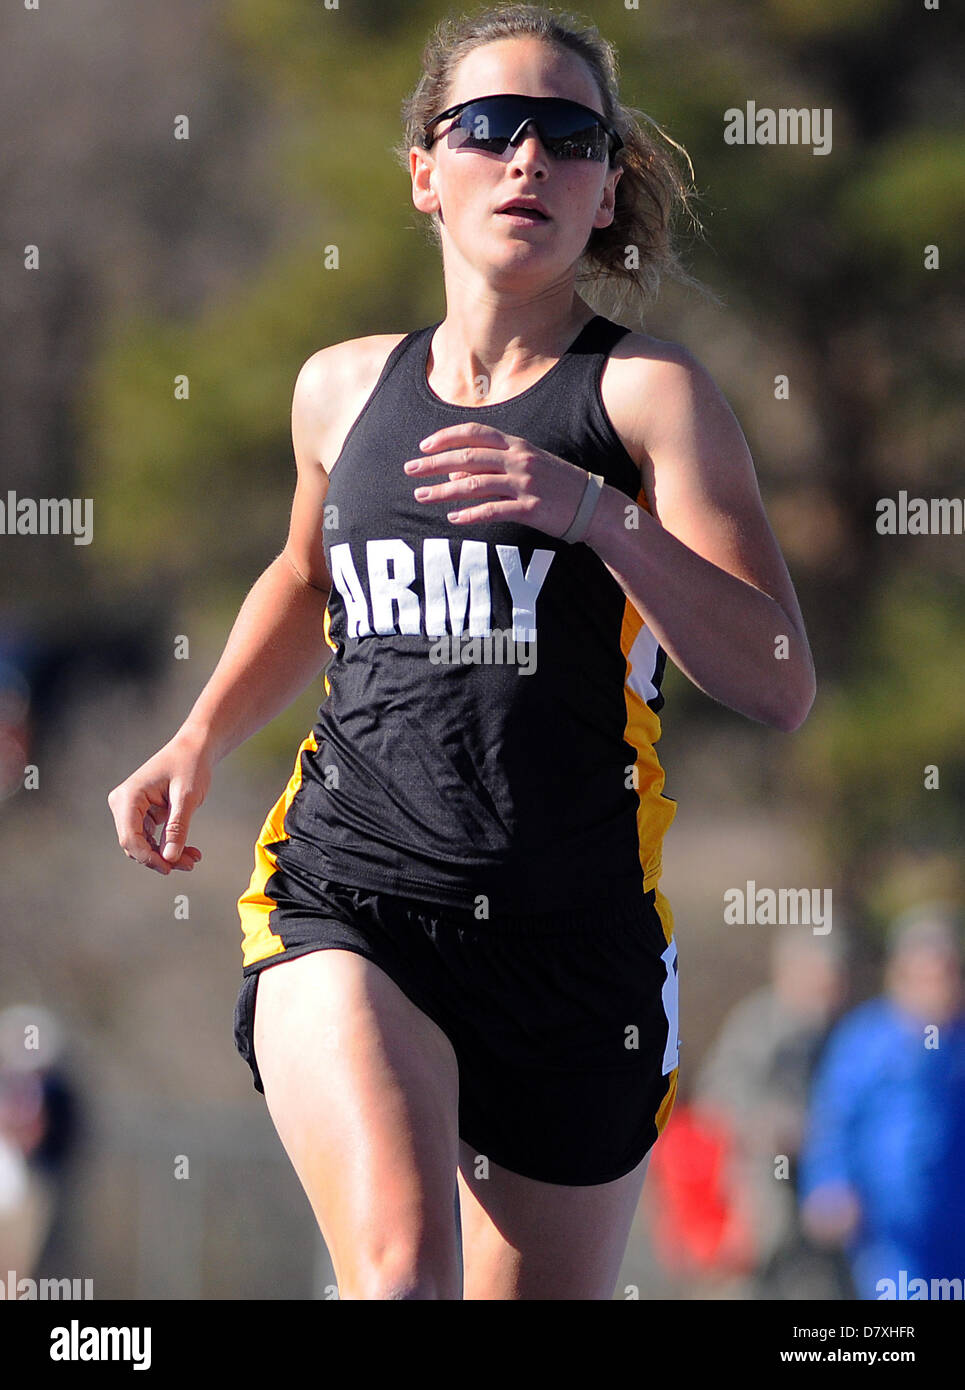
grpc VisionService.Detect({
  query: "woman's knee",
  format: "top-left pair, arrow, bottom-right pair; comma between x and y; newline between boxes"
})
338,1229 -> 463,1300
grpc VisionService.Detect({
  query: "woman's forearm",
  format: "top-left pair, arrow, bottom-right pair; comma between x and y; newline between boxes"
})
584,486 -> 815,730
177,552 -> 333,765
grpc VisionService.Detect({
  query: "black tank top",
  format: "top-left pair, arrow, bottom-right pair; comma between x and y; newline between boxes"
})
276,314 -> 677,915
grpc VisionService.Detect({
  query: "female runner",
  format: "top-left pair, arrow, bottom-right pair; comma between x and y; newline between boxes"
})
107,4 -> 815,1300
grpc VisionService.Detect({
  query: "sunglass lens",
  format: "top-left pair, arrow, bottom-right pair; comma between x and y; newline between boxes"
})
445,102 -> 510,154
536,102 -> 609,159
547,123 -> 610,160
444,98 -> 611,161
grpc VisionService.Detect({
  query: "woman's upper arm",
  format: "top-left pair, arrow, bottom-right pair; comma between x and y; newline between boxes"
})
283,348 -> 340,592
631,344 -> 810,642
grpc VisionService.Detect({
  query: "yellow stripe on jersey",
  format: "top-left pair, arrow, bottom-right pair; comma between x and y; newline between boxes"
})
619,495 -> 677,893
322,603 -> 336,699
237,730 -> 318,968
656,1067 -> 679,1135
653,884 -> 675,948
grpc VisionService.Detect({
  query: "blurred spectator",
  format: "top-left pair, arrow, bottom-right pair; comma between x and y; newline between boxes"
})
0,1005 -> 80,1277
644,1082 -> 758,1295
0,1129 -> 37,1276
0,613 -> 167,800
798,903 -> 965,1299
693,928 -> 852,1297
0,637 -> 33,801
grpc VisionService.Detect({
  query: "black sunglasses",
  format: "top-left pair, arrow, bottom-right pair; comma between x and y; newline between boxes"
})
423,93 -> 623,164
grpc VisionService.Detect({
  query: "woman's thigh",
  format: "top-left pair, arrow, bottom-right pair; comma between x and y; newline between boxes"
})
252,948 -> 463,1298
457,1139 -> 652,1300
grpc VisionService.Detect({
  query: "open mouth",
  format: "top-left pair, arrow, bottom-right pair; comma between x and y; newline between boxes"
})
497,206 -> 550,222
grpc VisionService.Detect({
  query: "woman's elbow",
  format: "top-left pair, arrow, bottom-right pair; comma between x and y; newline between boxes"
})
769,668 -> 817,732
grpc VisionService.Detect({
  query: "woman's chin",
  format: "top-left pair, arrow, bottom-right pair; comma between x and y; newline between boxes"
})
481,241 -> 564,279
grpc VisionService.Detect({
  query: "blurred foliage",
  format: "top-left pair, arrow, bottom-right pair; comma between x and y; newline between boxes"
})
835,130 -> 965,275
793,566 -> 965,870
63,0 -> 965,910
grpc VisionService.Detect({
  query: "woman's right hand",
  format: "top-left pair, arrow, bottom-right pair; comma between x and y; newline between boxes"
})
107,730 -> 211,875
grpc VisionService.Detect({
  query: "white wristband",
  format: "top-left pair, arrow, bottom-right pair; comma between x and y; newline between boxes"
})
560,471 -> 605,544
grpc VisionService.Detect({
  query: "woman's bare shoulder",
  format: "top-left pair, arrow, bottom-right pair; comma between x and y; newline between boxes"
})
294,332 -> 411,416
601,330 -> 728,464
602,328 -> 707,412
291,332 -> 411,473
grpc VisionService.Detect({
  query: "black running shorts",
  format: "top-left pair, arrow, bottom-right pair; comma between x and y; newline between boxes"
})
233,874 -> 680,1186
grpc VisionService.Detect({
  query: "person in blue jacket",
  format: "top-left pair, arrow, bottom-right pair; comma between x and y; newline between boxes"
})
797,902 -> 965,1299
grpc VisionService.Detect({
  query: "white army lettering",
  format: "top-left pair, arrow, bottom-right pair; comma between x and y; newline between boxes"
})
329,539 -> 555,642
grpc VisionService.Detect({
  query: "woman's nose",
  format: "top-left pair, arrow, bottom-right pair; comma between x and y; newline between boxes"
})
508,122 -> 549,167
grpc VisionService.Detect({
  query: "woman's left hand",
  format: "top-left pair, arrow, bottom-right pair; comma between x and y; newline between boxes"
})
404,422 -> 590,539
